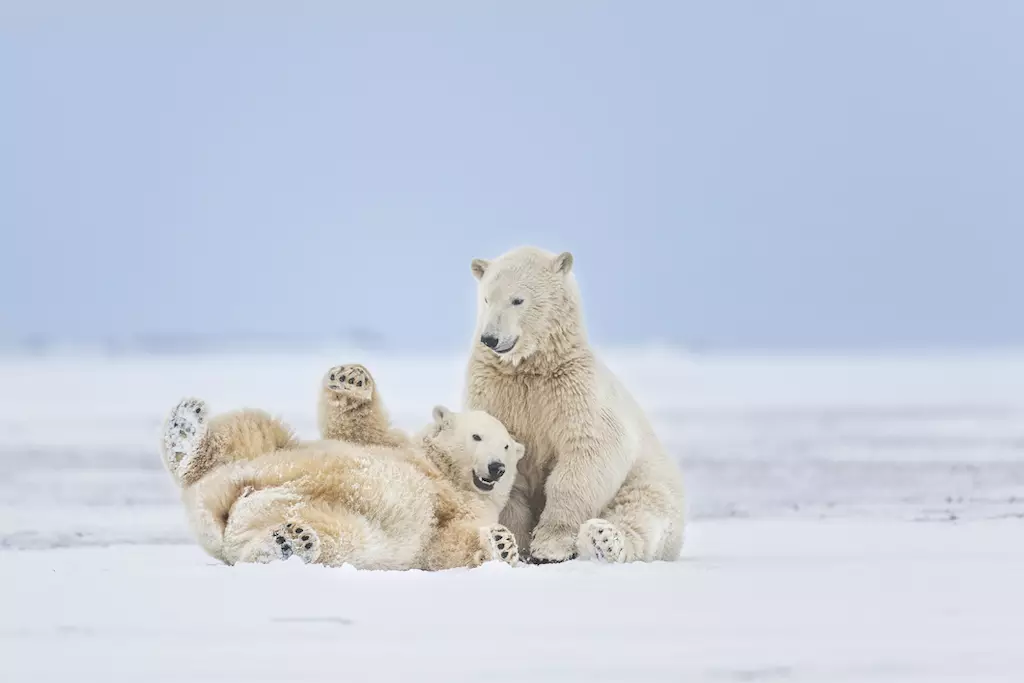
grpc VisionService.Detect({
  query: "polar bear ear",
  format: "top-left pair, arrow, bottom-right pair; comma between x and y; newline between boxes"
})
471,258 -> 490,280
432,405 -> 452,425
553,251 -> 573,275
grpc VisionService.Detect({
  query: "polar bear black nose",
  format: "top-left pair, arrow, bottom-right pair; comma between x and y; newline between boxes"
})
480,334 -> 500,349
488,461 -> 506,479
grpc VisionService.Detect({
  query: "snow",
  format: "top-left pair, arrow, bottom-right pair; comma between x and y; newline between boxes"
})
1,349 -> 1023,681
3,520 -> 1023,682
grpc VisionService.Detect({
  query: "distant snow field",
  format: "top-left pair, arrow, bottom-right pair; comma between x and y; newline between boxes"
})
1,350 -> 1023,681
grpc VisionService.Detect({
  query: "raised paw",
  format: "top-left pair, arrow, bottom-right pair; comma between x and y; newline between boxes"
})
323,364 -> 375,403
161,397 -> 209,483
483,524 -> 520,567
577,519 -> 627,563
270,523 -> 322,564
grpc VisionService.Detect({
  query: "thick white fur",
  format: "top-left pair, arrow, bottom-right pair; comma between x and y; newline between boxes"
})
160,367 -> 525,571
464,246 -> 685,563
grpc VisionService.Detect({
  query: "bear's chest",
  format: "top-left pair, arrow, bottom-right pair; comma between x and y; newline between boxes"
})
474,376 -> 559,461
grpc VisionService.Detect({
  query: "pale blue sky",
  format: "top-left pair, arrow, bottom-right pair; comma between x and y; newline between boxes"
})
2,2 -> 1022,351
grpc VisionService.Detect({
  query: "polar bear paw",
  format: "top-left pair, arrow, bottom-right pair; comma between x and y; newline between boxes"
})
482,524 -> 520,567
527,525 -> 579,564
577,519 -> 627,563
323,364 -> 375,404
161,397 -> 209,483
270,523 -> 321,563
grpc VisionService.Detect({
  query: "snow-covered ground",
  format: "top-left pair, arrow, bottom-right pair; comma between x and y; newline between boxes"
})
1,349 -> 1023,681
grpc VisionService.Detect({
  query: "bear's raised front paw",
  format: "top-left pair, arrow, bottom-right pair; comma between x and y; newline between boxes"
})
527,527 -> 578,564
161,397 -> 209,482
482,524 -> 519,567
323,364 -> 374,403
577,518 -> 627,563
270,523 -> 321,564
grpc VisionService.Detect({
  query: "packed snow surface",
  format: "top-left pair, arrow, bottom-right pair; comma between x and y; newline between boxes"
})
1,349 -> 1022,681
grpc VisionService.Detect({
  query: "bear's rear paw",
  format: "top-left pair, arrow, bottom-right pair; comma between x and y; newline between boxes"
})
577,519 -> 627,563
161,397 -> 209,483
323,364 -> 374,404
481,524 -> 519,567
270,523 -> 321,564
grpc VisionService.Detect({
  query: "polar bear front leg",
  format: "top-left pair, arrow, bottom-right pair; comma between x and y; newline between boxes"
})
498,475 -> 536,555
481,524 -> 520,567
318,364 -> 406,447
528,437 -> 632,564
422,522 -> 520,570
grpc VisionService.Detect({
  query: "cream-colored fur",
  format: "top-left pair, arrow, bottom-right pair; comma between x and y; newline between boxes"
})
464,246 -> 685,564
160,364 -> 525,571
318,364 -> 409,448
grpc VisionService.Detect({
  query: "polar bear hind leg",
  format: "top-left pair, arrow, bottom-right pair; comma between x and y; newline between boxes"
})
235,521 -> 323,565
161,397 -> 296,487
577,519 -> 627,563
161,397 -> 209,484
576,479 -> 681,563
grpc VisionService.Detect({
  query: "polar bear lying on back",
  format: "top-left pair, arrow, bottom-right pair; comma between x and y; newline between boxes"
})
465,246 -> 685,564
160,363 -> 523,570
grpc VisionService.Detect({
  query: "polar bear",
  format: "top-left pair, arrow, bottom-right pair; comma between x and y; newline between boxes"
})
160,363 -> 524,571
464,246 -> 685,564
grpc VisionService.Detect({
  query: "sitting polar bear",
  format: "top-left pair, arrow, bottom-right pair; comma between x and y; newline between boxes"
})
464,246 -> 685,564
160,363 -> 524,571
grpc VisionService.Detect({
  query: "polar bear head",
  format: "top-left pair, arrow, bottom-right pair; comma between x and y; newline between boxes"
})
425,405 -> 525,501
470,246 -> 581,365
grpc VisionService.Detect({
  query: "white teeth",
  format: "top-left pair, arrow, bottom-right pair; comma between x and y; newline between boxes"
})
473,471 -> 497,491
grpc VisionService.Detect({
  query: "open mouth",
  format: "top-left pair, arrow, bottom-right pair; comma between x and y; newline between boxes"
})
492,337 -> 518,355
472,471 -> 497,492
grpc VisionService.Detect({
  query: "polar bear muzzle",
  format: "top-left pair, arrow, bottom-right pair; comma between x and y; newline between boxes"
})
480,333 -> 518,355
472,460 -> 506,491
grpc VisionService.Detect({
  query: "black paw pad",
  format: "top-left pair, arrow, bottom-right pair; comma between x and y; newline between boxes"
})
304,543 -> 313,550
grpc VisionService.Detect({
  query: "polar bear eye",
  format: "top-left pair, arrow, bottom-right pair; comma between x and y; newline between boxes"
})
472,434 -> 482,441
512,297 -> 524,306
